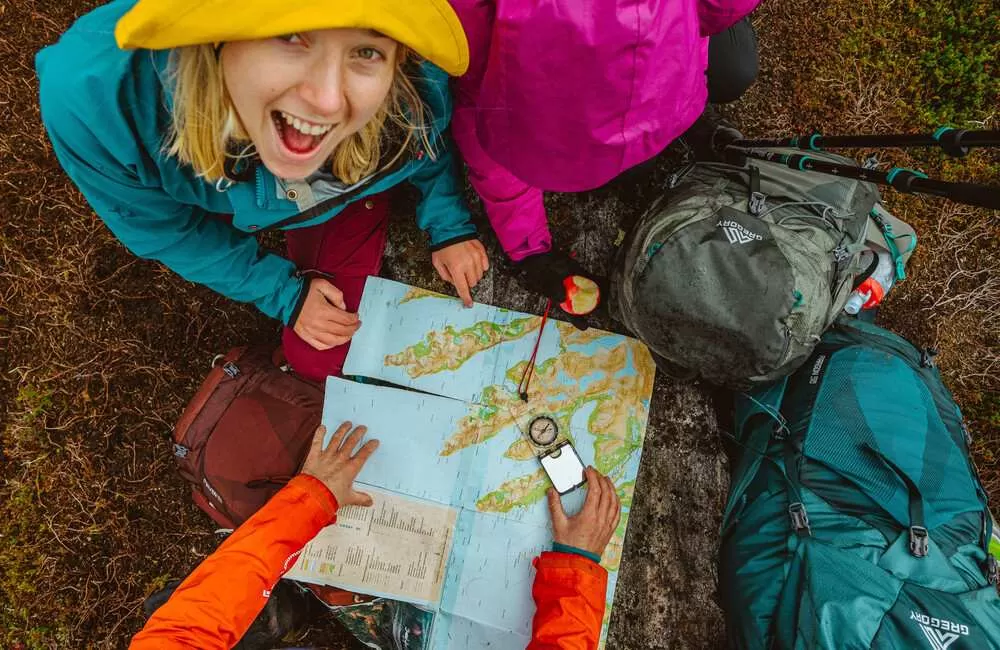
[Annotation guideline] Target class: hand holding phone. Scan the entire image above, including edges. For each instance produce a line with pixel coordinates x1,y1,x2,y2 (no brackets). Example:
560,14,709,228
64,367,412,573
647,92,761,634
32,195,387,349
546,466,622,558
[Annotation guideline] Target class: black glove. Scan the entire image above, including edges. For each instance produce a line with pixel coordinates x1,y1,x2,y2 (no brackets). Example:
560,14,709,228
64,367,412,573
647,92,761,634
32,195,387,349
680,104,743,164
516,250,603,330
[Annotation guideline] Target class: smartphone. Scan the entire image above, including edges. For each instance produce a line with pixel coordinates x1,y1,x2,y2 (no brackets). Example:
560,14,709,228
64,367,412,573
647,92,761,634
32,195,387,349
539,442,587,494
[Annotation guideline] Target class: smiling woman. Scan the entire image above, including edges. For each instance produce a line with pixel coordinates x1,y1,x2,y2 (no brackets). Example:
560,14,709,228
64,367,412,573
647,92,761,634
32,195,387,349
36,0,491,383
170,30,432,185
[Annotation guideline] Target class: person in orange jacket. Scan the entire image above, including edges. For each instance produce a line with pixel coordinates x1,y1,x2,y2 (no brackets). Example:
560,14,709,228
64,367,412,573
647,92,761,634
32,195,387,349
131,422,621,649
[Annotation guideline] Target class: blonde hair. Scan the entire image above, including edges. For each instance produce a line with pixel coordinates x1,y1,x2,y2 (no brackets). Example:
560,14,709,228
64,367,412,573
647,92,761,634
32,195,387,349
165,43,435,183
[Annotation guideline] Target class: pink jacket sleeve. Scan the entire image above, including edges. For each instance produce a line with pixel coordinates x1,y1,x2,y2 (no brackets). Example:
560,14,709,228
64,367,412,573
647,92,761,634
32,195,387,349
450,0,551,262
698,0,762,36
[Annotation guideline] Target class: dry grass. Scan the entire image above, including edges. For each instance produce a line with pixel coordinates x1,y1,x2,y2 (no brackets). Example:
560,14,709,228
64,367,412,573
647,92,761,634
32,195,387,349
1,0,998,648
0,2,292,646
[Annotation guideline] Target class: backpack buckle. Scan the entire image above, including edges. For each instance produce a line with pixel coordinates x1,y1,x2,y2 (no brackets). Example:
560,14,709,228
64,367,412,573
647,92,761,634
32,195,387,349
920,348,938,368
862,155,881,170
909,526,929,558
173,443,189,459
222,361,240,378
788,502,811,535
667,161,695,189
748,192,767,216
962,422,973,446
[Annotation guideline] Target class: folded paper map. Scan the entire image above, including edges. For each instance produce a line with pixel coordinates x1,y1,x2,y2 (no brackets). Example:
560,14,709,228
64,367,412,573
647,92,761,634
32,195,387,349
291,277,656,649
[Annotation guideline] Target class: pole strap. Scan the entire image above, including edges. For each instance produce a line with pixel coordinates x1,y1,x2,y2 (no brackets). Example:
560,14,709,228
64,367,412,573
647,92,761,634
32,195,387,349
885,168,929,193
933,127,969,158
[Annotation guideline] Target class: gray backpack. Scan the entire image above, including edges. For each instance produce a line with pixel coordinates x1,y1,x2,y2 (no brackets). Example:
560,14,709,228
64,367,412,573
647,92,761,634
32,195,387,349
610,150,916,388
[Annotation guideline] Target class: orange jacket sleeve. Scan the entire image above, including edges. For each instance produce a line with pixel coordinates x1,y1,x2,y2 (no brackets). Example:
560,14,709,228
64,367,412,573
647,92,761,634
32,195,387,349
527,552,609,650
129,474,338,650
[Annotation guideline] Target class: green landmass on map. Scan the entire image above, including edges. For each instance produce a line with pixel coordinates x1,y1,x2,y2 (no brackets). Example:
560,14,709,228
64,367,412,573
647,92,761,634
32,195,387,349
476,469,551,513
385,317,541,378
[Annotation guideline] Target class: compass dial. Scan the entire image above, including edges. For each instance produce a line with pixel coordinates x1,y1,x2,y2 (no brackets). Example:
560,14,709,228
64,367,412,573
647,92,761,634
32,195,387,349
528,416,559,446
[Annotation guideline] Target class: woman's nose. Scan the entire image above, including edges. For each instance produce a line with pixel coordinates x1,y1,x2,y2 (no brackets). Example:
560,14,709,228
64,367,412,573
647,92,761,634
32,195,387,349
297,58,346,118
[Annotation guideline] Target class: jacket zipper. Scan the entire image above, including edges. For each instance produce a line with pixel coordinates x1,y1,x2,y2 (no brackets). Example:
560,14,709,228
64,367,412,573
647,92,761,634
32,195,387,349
255,155,408,233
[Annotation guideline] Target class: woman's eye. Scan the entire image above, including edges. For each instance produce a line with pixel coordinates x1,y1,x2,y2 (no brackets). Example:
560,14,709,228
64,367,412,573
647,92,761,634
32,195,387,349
276,33,304,45
355,47,385,62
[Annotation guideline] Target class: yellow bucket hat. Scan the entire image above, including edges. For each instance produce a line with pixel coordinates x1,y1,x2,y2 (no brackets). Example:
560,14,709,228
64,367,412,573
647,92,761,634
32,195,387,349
115,0,470,76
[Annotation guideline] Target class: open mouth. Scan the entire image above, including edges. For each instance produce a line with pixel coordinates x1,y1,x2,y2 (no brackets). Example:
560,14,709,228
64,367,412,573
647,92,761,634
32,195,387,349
271,110,335,156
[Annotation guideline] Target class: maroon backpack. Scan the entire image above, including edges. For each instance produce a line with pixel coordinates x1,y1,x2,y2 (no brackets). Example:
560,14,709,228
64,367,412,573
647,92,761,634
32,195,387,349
172,346,373,606
172,346,323,528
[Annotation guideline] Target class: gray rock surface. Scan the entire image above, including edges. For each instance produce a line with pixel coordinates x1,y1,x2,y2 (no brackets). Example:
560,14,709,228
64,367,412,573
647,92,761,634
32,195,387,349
382,150,731,649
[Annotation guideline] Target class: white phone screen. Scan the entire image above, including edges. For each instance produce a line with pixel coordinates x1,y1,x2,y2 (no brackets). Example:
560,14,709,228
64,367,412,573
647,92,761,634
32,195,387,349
539,442,587,494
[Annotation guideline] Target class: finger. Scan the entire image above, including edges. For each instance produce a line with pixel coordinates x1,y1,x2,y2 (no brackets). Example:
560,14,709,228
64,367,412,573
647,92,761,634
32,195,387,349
314,306,360,328
328,421,351,451
310,318,361,338
315,281,347,310
582,467,603,514
593,469,610,515
321,335,353,348
546,487,568,528
295,320,329,349
604,476,620,525
593,469,610,514
341,425,368,457
350,490,375,507
453,271,472,307
305,425,327,460
466,260,482,285
304,323,354,346
607,500,622,534
606,477,621,511
464,267,479,294
478,244,490,271
435,259,453,284
351,438,380,466
300,330,334,351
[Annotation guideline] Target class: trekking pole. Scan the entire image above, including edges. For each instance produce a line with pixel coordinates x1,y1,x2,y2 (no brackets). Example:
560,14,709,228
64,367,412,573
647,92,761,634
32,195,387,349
729,128,1000,158
723,146,1000,210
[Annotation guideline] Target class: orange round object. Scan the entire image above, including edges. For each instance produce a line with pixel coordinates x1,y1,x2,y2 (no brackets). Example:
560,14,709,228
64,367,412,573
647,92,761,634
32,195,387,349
859,278,887,309
560,275,600,315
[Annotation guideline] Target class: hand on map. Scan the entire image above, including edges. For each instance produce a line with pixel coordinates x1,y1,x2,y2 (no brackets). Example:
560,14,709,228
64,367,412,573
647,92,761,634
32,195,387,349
547,466,621,557
300,422,379,508
294,278,361,350
431,239,489,307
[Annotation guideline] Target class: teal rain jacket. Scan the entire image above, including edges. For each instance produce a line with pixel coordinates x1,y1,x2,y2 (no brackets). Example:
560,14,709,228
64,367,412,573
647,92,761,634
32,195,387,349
36,0,476,324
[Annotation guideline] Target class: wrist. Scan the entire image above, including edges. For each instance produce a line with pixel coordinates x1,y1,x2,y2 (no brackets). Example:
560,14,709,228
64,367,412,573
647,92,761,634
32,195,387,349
429,232,479,252
552,541,602,564
290,474,340,521
288,276,311,328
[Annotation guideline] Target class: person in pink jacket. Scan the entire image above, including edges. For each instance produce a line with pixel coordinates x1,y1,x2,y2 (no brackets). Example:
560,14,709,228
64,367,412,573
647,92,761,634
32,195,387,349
450,0,761,317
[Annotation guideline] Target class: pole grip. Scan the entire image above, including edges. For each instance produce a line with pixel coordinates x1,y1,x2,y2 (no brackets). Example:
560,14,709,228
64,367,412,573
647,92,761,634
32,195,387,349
918,180,1000,210
933,127,969,158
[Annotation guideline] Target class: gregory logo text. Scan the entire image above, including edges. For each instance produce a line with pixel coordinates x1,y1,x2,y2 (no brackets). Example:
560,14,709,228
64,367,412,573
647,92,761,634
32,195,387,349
809,355,827,385
910,611,969,649
717,219,763,245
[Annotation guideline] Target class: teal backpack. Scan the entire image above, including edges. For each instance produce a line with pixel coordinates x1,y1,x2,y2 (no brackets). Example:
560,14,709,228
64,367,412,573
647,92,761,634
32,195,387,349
720,317,1000,649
